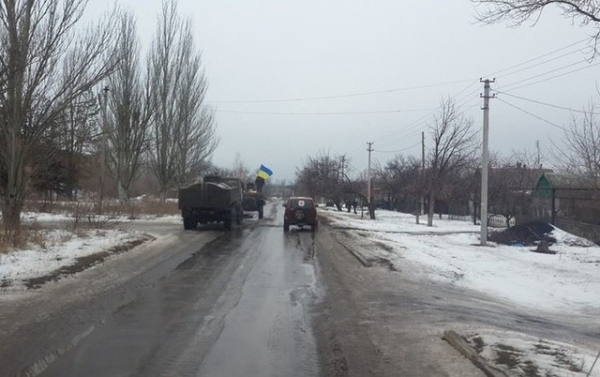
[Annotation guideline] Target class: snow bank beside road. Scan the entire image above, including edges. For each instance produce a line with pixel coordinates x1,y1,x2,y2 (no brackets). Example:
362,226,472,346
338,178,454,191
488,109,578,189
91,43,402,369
321,208,600,315
20,212,181,223
466,330,600,377
0,228,147,291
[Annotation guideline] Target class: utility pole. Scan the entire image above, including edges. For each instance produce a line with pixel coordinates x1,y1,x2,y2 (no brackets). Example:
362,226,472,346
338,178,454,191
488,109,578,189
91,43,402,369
480,79,494,246
99,86,109,215
367,142,374,212
421,131,425,216
536,140,541,168
341,155,345,181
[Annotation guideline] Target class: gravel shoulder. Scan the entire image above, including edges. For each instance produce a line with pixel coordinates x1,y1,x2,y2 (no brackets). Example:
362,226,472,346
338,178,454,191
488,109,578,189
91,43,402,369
316,211,600,377
314,226,484,377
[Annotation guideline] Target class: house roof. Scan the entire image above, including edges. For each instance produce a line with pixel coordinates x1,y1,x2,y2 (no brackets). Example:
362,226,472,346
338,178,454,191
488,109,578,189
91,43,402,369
534,173,600,199
541,173,599,189
492,167,553,189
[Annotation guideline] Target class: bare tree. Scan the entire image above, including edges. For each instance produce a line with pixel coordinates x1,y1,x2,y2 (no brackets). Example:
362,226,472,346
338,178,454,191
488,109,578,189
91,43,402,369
32,89,99,202
296,151,346,210
553,102,600,181
107,12,153,205
489,152,540,226
174,62,217,187
0,0,118,230
473,0,600,43
426,99,479,226
147,0,217,200
375,155,421,212
231,153,251,183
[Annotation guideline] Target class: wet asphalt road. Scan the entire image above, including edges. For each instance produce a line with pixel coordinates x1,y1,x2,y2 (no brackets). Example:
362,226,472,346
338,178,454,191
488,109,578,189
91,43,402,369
40,205,321,377
4,205,598,376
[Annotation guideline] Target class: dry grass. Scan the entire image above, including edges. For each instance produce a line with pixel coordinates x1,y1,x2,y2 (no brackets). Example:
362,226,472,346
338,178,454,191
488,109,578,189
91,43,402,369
1,197,177,254
24,197,179,219
104,199,179,219
0,222,49,253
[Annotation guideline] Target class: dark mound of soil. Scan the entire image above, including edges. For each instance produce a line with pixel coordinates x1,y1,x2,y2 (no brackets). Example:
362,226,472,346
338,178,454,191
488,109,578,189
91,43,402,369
489,221,556,246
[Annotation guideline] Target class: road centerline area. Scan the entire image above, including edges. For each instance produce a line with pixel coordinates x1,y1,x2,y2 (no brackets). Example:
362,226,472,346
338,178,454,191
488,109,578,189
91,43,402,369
39,206,322,377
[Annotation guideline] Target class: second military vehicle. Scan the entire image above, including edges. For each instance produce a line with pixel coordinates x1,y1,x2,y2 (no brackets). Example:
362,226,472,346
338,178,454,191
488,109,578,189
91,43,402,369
242,182,266,219
178,176,244,230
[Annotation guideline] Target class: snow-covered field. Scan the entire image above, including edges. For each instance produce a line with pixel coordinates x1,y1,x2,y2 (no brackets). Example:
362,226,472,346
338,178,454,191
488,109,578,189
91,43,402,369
0,211,182,291
0,228,147,290
20,211,181,223
320,207,600,377
321,207,600,315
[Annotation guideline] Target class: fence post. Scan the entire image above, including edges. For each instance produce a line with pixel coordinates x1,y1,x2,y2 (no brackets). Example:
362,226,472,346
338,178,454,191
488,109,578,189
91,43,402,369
551,189,556,225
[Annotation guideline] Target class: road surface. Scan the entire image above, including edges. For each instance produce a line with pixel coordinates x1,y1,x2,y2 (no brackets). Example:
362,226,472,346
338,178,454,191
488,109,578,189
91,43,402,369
1,203,596,376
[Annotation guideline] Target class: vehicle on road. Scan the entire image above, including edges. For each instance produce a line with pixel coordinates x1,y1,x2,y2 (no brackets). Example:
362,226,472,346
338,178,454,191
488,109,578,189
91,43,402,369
178,176,244,230
283,197,318,232
242,189,266,219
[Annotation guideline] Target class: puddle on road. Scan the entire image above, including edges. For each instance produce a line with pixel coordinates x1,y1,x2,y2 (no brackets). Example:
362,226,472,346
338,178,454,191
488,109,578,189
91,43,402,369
175,228,258,271
283,231,317,263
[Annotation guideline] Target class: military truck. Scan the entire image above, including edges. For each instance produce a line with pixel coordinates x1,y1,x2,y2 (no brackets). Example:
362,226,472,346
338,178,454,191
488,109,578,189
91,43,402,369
241,181,266,219
242,190,266,219
178,176,244,230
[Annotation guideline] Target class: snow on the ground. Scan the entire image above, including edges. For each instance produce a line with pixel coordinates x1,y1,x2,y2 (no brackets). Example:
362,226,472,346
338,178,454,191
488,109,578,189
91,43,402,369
0,228,145,291
20,211,181,223
21,211,73,222
0,209,182,291
321,207,600,314
466,330,600,377
322,207,600,377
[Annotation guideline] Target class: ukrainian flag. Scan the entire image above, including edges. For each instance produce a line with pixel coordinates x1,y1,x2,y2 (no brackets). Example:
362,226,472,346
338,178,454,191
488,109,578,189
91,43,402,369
257,164,273,180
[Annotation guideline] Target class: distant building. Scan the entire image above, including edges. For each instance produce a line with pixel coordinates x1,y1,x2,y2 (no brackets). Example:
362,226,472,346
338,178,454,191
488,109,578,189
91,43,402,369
534,173,600,224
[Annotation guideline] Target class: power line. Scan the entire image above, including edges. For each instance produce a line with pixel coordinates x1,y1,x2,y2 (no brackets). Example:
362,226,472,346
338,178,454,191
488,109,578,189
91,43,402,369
374,141,421,154
500,58,589,90
484,37,589,77
499,60,600,92
374,98,480,148
209,78,474,104
495,48,589,80
496,91,600,115
496,97,569,131
208,38,590,108
215,107,434,115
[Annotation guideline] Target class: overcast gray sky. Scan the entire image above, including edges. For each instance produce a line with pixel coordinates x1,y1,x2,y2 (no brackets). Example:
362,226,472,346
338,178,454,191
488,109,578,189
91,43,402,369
88,0,599,182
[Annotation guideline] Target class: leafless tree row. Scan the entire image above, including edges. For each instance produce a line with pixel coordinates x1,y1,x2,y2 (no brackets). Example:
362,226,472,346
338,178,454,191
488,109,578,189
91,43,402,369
147,0,217,200
474,0,600,193
294,98,557,227
0,0,118,230
0,0,219,234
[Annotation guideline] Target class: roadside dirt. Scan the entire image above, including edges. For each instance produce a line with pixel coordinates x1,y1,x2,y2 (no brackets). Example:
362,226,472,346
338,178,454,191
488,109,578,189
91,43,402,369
24,235,154,289
313,227,484,377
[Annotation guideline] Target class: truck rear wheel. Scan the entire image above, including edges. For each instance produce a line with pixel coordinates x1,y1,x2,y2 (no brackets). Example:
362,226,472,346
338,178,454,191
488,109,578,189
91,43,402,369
183,216,194,230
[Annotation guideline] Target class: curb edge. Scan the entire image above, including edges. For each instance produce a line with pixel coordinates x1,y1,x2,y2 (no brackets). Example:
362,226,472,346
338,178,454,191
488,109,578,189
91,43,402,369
442,330,507,377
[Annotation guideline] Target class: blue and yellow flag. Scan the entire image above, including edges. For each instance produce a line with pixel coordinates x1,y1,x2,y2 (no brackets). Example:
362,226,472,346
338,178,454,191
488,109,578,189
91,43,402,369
257,164,273,180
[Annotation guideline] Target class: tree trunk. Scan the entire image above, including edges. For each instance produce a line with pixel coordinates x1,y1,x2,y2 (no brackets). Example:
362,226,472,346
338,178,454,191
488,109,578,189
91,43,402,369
117,182,129,206
368,200,376,220
427,191,435,227
334,200,342,211
2,194,24,231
